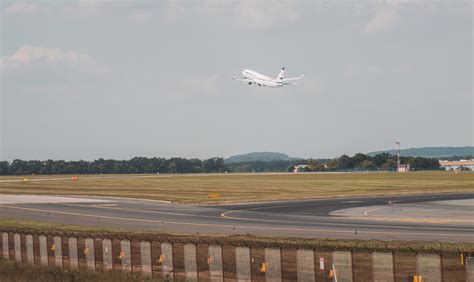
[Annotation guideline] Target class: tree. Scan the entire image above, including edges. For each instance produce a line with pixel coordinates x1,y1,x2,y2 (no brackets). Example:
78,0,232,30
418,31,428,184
0,162,9,175
408,157,440,170
203,158,225,173
337,154,354,169
381,159,397,171
352,153,369,167
361,160,376,170
373,153,391,167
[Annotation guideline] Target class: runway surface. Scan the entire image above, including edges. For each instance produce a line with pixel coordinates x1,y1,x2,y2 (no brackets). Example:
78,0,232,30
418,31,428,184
1,193,473,242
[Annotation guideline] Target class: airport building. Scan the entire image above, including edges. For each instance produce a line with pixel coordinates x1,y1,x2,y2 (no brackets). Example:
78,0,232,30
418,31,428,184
293,165,309,173
397,164,410,173
439,159,474,171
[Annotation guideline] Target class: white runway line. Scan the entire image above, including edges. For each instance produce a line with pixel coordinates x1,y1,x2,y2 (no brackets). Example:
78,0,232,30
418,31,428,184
0,195,112,204
330,199,474,225
0,175,161,184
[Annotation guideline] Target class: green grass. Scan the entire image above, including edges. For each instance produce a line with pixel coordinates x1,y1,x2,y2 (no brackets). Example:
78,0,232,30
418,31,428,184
1,218,472,253
0,171,472,204
0,260,158,282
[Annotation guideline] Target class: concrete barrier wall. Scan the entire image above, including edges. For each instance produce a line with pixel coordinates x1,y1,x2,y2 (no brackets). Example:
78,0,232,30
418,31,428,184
85,238,95,271
0,232,469,280
39,235,48,266
297,249,315,282
3,232,9,259
68,237,78,270
26,234,34,263
372,252,394,282
332,251,353,282
120,239,131,272
54,236,62,267
208,244,224,282
235,246,251,282
161,242,173,279
417,253,442,282
265,247,282,282
140,241,152,276
14,233,21,262
102,238,113,270
467,256,474,282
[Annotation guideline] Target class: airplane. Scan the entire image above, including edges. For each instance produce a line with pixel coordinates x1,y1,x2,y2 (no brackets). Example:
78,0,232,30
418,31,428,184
233,67,304,88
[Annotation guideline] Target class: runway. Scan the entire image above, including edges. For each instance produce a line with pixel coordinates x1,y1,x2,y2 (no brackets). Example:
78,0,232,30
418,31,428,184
1,193,473,242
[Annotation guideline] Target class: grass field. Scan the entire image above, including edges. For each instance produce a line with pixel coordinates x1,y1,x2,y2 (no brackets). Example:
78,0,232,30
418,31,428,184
0,260,157,282
0,171,472,204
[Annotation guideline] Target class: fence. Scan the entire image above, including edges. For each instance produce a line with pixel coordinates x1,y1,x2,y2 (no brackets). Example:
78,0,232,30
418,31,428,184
1,231,472,281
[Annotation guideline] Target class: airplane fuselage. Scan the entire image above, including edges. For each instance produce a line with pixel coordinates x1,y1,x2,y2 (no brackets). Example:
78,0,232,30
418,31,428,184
233,67,303,88
242,69,282,88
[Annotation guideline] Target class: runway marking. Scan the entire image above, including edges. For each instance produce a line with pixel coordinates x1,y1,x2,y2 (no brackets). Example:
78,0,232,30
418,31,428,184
363,206,387,216
1,205,473,239
58,203,220,220
345,216,474,225
61,202,474,231
89,204,118,207
358,205,474,224
0,175,162,184
219,210,474,232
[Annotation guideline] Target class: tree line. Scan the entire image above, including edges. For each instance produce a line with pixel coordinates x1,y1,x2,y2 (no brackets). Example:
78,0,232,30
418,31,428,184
296,153,440,172
0,153,441,175
0,157,225,175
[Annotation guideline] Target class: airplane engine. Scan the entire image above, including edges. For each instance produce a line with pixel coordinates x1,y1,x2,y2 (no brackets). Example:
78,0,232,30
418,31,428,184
248,82,252,85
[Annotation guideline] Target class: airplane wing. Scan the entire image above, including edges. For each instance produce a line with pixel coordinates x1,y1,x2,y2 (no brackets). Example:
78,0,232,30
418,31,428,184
232,73,248,82
282,73,305,82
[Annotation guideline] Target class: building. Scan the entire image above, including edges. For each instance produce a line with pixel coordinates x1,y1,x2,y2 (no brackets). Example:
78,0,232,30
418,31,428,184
293,165,309,173
439,160,474,171
397,164,410,172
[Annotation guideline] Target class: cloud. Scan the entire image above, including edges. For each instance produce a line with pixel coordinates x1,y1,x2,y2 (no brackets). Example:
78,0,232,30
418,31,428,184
178,74,221,96
4,3,47,15
62,0,103,17
128,1,300,30
4,1,103,17
364,2,402,33
127,8,157,24
1,45,106,75
300,78,323,94
4,1,299,30
127,2,185,24
233,1,299,30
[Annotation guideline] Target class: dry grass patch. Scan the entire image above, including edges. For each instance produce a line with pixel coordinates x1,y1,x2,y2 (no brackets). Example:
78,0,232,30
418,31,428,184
0,260,158,282
0,171,472,204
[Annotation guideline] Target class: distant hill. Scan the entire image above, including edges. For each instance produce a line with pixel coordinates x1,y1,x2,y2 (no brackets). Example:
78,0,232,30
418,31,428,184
367,146,473,158
225,152,297,163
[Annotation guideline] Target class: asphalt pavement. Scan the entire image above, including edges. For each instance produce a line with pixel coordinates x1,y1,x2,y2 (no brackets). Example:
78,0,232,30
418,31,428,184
0,193,473,242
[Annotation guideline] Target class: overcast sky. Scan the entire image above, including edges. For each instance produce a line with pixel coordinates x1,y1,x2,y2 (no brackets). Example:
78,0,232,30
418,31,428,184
1,1,472,161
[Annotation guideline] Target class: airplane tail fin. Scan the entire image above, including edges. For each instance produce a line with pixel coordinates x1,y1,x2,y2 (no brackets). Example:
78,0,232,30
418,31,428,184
277,67,285,80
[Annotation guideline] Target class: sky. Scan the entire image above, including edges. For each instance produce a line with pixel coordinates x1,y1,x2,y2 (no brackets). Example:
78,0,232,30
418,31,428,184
1,1,472,161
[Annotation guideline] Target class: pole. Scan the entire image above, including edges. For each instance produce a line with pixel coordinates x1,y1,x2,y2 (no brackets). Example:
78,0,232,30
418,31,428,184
395,142,400,171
